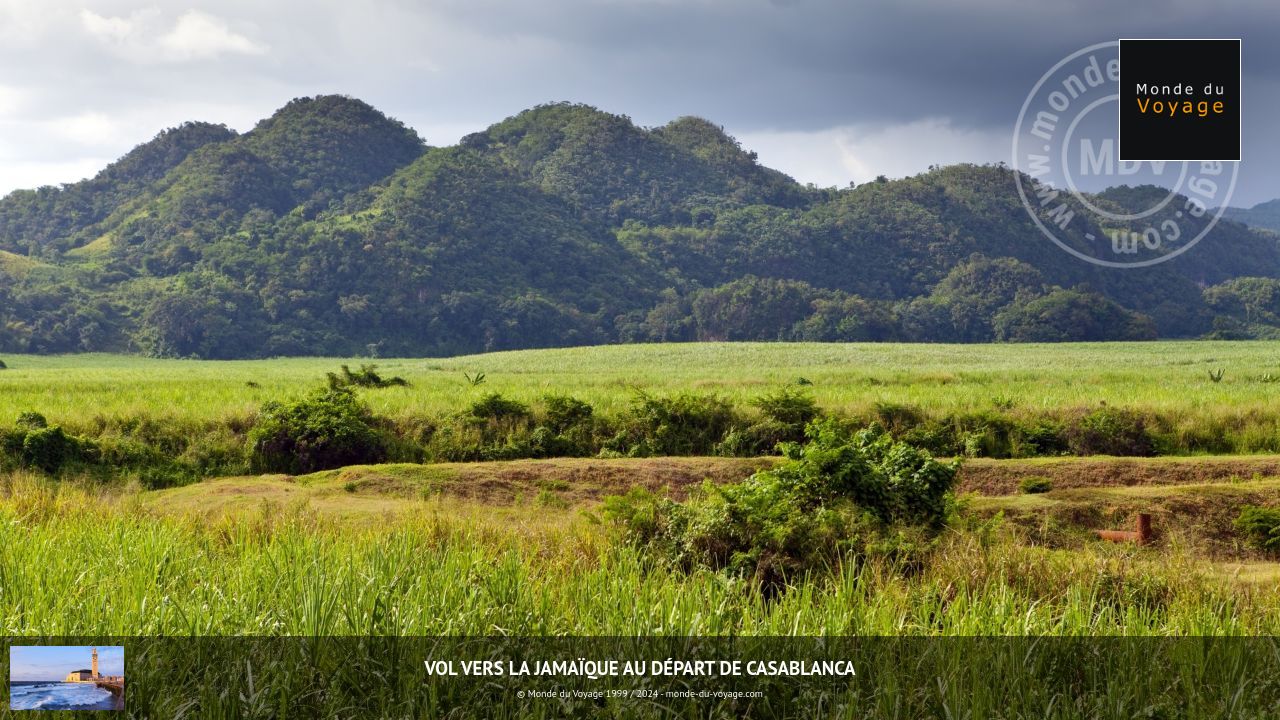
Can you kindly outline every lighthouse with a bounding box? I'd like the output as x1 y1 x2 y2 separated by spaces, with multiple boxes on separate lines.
92 647 99 679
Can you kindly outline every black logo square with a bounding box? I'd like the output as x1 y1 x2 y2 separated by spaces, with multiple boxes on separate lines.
1119 39 1240 161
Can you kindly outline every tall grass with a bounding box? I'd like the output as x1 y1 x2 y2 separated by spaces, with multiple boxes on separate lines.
2 473 1275 638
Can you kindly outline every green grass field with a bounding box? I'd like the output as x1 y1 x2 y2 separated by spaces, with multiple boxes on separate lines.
2 343 1279 644
2 468 1277 637
9 465 1277 717
3 341 1280 427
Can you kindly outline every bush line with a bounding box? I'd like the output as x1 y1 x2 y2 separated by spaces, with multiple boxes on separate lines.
4 381 1280 487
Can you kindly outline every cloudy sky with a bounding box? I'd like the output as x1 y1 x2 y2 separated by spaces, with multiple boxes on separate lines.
1 0 1277 205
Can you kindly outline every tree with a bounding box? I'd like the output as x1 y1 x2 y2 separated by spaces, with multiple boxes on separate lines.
137 273 266 358
994 288 1157 342
690 276 824 341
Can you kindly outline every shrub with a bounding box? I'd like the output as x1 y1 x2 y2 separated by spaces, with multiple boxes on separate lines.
900 421 960 456
952 411 1018 458
718 387 822 455
423 423 488 462
1064 406 1155 456
521 425 578 459
2 413 96 475
716 419 796 457
542 395 593 434
468 393 531 422
421 394 538 462
872 401 925 434
1017 418 1067 456
249 389 389 474
326 364 408 390
21 426 94 474
608 392 739 457
427 396 558 462
16 411 47 430
532 395 600 457
177 432 251 478
1234 506 1280 555
1019 476 1053 494
0 428 23 464
894 413 1069 459
752 387 819 428
604 420 959 592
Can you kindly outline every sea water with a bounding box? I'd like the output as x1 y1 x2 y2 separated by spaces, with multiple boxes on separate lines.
9 681 121 711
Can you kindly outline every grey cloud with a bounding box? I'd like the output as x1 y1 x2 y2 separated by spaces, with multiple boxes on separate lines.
0 0 1275 204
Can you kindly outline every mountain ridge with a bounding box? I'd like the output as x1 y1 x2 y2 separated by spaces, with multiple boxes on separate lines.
1 95 1278 357
1222 198 1280 234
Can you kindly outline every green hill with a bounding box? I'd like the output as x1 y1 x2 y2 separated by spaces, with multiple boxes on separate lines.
0 121 236 255
466 104 813 225
81 95 426 274
1222 199 1280 234
2 96 1279 357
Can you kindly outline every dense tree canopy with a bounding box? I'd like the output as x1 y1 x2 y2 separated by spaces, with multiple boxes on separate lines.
1 96 1279 357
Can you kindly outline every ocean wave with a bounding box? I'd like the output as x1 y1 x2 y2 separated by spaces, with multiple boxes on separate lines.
9 682 115 711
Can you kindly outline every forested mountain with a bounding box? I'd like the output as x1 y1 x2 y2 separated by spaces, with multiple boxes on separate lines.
0 121 237 256
2 96 1279 357
1223 199 1280 234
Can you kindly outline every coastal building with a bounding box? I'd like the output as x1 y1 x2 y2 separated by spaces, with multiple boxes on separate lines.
63 648 100 683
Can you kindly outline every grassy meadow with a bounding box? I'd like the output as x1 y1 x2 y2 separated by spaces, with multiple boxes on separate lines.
1 342 1278 644
1 470 1277 638
7 469 1277 717
4 341 1280 427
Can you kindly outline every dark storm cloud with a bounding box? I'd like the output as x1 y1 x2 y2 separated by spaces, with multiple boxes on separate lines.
0 0 1276 203
407 0 1280 130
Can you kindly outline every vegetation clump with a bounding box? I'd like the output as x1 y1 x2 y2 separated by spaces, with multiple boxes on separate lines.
326 364 408 390
424 393 538 462
468 393 531 422
604 420 958 591
16 411 47 430
752 386 819 429
542 395 593 433
444 394 600 461
1019 476 1053 494
249 389 390 474
2 411 96 474
21 426 88 474
528 395 599 457
719 387 819 456
1065 406 1155 457
1234 506 1280 555
607 391 739 457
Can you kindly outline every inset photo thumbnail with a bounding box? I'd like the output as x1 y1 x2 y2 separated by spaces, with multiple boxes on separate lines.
9 646 125 712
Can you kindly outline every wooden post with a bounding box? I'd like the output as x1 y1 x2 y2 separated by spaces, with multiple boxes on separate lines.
1135 513 1152 545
